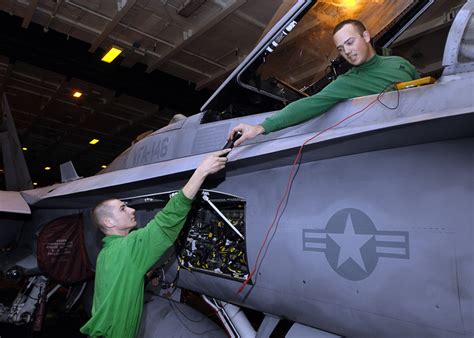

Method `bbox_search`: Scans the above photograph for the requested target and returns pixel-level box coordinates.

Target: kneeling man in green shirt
[229,19,419,146]
[80,149,230,338]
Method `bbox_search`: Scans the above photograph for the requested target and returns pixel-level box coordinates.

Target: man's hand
[228,123,265,147]
[195,149,230,176]
[182,149,230,199]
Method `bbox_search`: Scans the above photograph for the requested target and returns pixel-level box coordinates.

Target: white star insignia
[328,213,373,272]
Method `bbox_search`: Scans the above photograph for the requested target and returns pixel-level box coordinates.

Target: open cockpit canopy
[201,0,433,122]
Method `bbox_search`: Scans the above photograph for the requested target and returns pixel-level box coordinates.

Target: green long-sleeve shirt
[80,191,192,338]
[261,55,419,133]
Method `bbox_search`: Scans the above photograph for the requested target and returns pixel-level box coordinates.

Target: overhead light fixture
[89,138,100,145]
[33,182,38,186]
[101,165,107,169]
[22,147,28,151]
[339,0,358,8]
[73,91,83,98]
[44,166,51,171]
[101,47,123,63]
[344,0,357,7]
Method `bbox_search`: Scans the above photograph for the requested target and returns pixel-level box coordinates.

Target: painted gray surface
[0,191,30,214]
[256,315,280,338]
[0,93,32,191]
[443,0,474,75]
[176,138,473,337]
[286,322,341,338]
[137,295,226,338]
[1,1,473,337]
[23,66,473,201]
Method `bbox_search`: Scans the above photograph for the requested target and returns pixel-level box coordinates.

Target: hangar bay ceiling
[0,0,288,187]
[0,0,465,189]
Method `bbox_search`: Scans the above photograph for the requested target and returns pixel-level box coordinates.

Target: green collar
[346,54,380,75]
[354,54,380,70]
[102,235,122,246]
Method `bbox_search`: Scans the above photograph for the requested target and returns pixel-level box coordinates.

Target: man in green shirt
[228,19,419,146]
[80,149,230,338]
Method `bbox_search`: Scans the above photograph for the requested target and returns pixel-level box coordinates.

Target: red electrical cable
[238,87,398,294]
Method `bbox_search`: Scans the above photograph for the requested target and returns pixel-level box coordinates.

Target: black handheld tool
[206,132,242,188]
[222,131,242,151]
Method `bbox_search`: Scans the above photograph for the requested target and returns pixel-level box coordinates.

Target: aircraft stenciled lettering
[133,137,170,165]
[303,208,409,281]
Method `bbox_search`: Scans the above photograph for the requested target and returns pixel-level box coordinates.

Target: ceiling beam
[21,79,67,140]
[38,93,119,156]
[390,14,452,47]
[146,0,247,73]
[21,0,38,29]
[10,107,113,139]
[44,0,64,32]
[50,1,228,71]
[196,59,239,90]
[32,100,166,164]
[88,0,137,53]
[68,105,162,168]
[111,106,161,135]
[0,62,14,94]
[112,102,168,123]
[27,6,214,81]
[234,9,266,29]
[257,0,295,40]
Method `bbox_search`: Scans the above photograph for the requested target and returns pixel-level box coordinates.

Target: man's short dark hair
[91,199,116,232]
[333,19,367,35]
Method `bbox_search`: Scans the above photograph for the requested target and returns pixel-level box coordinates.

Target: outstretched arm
[128,148,231,272]
[227,79,350,146]
[182,148,231,199]
[228,124,265,147]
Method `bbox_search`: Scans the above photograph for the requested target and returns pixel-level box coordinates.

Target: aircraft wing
[0,191,31,214]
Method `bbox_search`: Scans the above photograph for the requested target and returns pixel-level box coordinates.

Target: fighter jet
[1,0,473,337]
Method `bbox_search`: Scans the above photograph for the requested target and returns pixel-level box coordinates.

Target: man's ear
[362,30,371,43]
[103,217,115,229]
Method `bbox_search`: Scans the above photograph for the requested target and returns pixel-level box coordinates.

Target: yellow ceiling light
[44,166,51,171]
[33,182,38,186]
[22,147,28,151]
[341,0,358,7]
[101,165,107,169]
[326,0,359,8]
[73,91,83,98]
[101,47,123,63]
[89,138,100,145]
